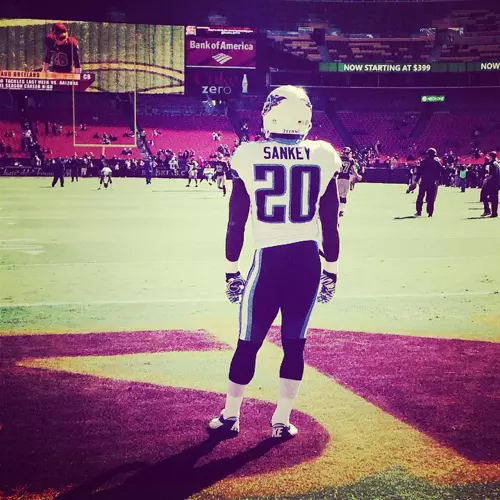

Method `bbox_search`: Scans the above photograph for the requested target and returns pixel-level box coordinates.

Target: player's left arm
[317,176,340,303]
[225,174,250,303]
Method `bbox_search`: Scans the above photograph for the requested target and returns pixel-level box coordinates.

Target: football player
[200,163,215,186]
[215,154,228,196]
[42,23,81,74]
[337,147,361,216]
[98,165,113,190]
[208,86,341,439]
[186,159,199,187]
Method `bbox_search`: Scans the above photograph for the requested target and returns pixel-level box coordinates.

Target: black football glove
[225,272,246,304]
[317,271,337,304]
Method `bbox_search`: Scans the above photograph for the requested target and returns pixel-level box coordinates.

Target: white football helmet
[262,85,312,139]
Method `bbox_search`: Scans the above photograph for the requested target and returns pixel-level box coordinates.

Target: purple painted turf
[268,327,500,463]
[0,329,230,363]
[0,330,329,495]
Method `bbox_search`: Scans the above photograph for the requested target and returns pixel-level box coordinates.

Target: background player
[215,154,228,196]
[338,147,361,216]
[481,151,500,217]
[42,23,81,74]
[186,158,199,187]
[208,85,341,439]
[98,165,113,190]
[415,148,445,217]
[200,163,215,186]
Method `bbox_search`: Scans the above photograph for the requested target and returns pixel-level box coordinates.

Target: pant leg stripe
[239,252,256,339]
[240,249,263,341]
[300,275,321,339]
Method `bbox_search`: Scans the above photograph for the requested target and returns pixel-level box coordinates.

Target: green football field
[1,177,500,499]
[1,177,499,339]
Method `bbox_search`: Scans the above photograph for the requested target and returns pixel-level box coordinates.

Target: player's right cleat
[339,211,344,217]
[271,422,298,439]
[415,212,422,217]
[208,414,240,436]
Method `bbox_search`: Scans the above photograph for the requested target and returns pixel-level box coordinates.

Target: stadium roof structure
[1,0,497,33]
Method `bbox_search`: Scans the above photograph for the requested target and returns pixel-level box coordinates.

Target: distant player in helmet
[208,85,341,440]
[98,165,113,190]
[337,146,361,216]
[42,23,81,74]
[186,159,199,187]
[214,154,228,196]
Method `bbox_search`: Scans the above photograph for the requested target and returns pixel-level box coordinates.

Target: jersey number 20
[254,164,320,223]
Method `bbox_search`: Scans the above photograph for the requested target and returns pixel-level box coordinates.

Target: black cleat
[271,422,298,439]
[207,414,239,437]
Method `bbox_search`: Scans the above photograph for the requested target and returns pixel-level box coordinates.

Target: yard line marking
[0,291,496,308]
[0,255,497,269]
[0,259,215,268]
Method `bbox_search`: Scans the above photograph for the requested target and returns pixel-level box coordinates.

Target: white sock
[271,378,301,426]
[222,380,246,419]
[340,202,346,212]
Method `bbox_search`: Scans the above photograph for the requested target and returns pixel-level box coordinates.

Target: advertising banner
[185,26,256,69]
[185,69,249,97]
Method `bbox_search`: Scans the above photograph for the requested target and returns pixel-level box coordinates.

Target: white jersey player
[99,166,113,190]
[208,85,341,439]
[186,160,198,187]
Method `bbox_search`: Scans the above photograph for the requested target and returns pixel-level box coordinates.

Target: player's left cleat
[271,422,298,439]
[208,414,240,437]
[339,211,344,217]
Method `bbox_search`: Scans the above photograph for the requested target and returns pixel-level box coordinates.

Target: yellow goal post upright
[71,33,139,155]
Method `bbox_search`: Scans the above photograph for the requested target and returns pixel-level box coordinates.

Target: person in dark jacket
[51,157,64,187]
[415,148,446,217]
[482,151,500,218]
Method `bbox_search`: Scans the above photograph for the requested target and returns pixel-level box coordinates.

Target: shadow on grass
[393,215,419,220]
[58,435,281,500]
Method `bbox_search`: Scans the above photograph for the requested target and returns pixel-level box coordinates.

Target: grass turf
[0,177,500,499]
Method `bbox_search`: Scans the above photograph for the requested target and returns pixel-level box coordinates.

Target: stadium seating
[417,112,500,157]
[0,119,25,157]
[28,93,141,159]
[268,32,321,63]
[235,109,344,149]
[139,115,236,159]
[337,111,419,157]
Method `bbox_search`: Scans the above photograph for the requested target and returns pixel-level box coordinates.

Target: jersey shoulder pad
[231,142,253,179]
[313,141,341,174]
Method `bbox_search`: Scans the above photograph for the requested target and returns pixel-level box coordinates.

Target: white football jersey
[101,166,112,176]
[231,139,341,250]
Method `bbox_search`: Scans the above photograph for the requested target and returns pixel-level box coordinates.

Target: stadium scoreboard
[0,71,95,91]
[320,62,500,73]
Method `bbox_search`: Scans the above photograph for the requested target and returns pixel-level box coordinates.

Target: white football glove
[225,272,246,304]
[317,271,337,304]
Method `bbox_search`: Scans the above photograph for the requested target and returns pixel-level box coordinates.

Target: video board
[0,19,184,93]
[185,26,257,69]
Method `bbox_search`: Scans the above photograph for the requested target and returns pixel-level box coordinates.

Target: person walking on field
[482,151,500,218]
[415,148,446,218]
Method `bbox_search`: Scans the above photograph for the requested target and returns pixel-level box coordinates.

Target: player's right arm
[224,145,251,304]
[225,175,250,303]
